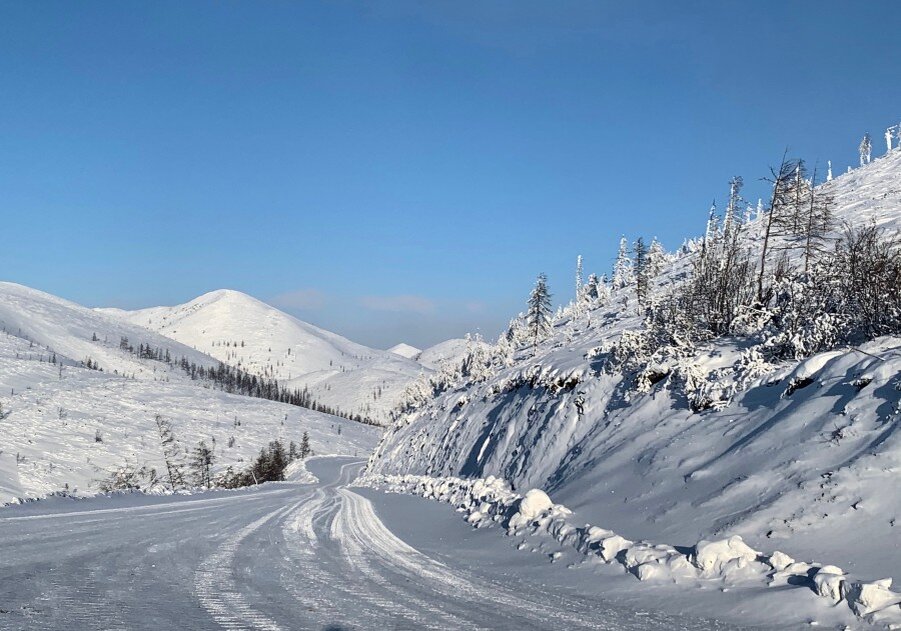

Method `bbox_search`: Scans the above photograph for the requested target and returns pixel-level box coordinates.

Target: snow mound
[508,489,554,529]
[693,536,760,576]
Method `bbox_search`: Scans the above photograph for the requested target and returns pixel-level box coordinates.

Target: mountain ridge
[100,289,429,424]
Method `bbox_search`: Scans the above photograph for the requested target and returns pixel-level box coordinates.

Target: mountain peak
[388,343,422,360]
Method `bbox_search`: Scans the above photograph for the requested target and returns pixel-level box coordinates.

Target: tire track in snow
[194,502,299,631]
[331,487,607,629]
[278,462,434,627]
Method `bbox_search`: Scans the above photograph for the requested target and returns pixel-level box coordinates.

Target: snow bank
[284,457,320,485]
[357,471,901,627]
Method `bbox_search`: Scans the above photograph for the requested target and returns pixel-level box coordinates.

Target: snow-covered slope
[388,343,422,360]
[0,316,378,504]
[387,338,487,370]
[367,146,901,594]
[102,290,428,424]
[416,338,489,370]
[0,282,214,378]
[0,283,381,502]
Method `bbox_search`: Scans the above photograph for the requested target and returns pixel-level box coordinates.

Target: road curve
[0,457,738,630]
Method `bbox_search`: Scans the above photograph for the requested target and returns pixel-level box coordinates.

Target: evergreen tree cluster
[174,358,373,424]
[217,434,311,488]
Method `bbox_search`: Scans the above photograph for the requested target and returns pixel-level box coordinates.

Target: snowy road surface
[0,458,743,630]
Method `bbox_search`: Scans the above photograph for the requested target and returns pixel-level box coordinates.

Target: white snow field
[102,289,427,424]
[0,456,756,630]
[364,149,901,626]
[0,282,379,502]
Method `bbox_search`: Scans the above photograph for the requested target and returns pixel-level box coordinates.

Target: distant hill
[0,282,379,502]
[101,289,427,424]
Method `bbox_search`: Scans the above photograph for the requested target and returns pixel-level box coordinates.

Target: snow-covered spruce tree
[633,237,650,305]
[647,237,667,279]
[190,440,215,488]
[575,255,584,303]
[526,273,552,347]
[611,236,633,289]
[722,176,744,238]
[703,201,719,254]
[299,431,312,459]
[859,132,872,166]
[584,273,601,303]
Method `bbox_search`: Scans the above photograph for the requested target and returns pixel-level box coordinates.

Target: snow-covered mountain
[388,338,487,370]
[0,282,215,378]
[367,143,901,591]
[101,290,427,424]
[388,343,422,360]
[416,337,489,370]
[0,283,380,503]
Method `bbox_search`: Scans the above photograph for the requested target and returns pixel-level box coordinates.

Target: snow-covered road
[0,458,741,630]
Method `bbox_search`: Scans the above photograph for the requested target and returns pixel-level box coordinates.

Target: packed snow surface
[0,457,754,630]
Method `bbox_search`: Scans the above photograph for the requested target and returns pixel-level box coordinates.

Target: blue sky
[2,1,901,348]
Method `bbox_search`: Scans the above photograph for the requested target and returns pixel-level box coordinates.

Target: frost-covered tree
[723,176,744,238]
[831,222,901,339]
[859,132,872,166]
[190,440,215,488]
[703,201,719,253]
[757,152,798,303]
[647,237,666,279]
[584,273,600,302]
[155,414,185,491]
[573,255,585,316]
[800,165,834,273]
[633,237,650,305]
[575,255,584,301]
[299,430,313,460]
[611,236,633,289]
[526,273,552,347]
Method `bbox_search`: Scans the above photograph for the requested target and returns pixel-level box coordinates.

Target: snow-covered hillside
[366,144,901,607]
[0,284,380,503]
[388,338,488,370]
[0,282,215,378]
[102,290,427,424]
[388,342,421,360]
[416,337,490,370]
